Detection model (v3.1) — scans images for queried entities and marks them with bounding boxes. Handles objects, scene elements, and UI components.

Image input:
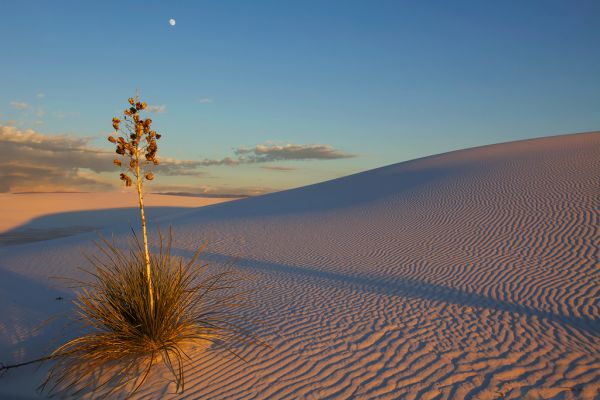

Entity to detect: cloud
[157,157,208,176]
[197,143,354,166]
[147,104,166,113]
[0,126,120,192]
[199,157,239,166]
[234,143,355,163]
[0,163,112,193]
[36,93,45,98]
[198,98,213,104]
[152,184,271,197]
[0,126,355,193]
[10,101,29,110]
[261,165,296,171]
[0,126,210,192]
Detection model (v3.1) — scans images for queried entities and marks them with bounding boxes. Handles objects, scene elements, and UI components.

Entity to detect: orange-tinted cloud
[0,126,209,192]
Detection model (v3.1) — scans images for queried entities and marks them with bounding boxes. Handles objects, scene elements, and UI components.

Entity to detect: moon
[169,18,176,26]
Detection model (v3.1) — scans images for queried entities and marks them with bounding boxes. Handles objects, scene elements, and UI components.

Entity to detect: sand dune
[0,192,237,246]
[0,132,598,399]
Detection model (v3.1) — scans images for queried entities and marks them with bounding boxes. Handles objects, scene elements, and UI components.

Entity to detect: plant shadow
[170,247,600,339]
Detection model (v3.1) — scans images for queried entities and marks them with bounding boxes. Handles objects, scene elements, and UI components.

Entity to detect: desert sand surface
[0,192,238,246]
[0,132,598,399]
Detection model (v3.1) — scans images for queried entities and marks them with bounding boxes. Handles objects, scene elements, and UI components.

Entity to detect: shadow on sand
[170,247,600,340]
[0,206,200,247]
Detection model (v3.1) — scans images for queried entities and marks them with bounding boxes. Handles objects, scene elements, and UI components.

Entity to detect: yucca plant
[40,230,255,398]
[0,95,262,397]
[108,96,159,313]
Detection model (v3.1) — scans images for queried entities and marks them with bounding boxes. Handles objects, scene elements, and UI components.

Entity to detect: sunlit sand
[0,192,238,246]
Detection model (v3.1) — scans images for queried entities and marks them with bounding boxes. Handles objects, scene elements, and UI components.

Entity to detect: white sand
[0,192,237,246]
[0,132,598,399]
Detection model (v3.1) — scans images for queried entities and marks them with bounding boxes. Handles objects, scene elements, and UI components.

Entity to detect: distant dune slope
[0,192,237,234]
[0,132,598,399]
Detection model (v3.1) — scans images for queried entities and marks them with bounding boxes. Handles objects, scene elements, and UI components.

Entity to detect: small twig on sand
[0,355,55,377]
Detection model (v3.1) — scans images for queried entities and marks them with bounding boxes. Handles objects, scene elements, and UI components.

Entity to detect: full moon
[169,18,176,26]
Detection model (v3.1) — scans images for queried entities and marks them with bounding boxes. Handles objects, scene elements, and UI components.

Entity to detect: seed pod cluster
[119,172,133,187]
[108,96,162,187]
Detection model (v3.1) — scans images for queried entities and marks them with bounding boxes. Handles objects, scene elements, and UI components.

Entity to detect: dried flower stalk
[108,96,162,313]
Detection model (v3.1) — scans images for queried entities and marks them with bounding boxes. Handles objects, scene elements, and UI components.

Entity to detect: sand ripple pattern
[1,132,598,399]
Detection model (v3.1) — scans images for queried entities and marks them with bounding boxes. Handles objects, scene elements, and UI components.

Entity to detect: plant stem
[135,147,154,314]
[0,354,55,375]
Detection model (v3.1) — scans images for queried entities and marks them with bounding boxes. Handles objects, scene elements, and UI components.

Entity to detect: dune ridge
[0,132,598,399]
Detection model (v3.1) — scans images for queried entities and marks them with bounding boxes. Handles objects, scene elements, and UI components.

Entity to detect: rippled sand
[0,132,598,399]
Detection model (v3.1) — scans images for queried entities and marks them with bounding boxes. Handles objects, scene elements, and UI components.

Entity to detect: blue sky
[1,0,599,194]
